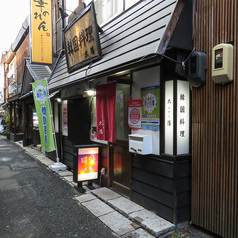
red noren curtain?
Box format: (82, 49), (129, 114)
(96, 82), (116, 142)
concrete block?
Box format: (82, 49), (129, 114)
(99, 211), (135, 236)
(91, 187), (121, 201)
(75, 194), (97, 203)
(129, 210), (175, 237)
(38, 158), (54, 166)
(108, 196), (144, 216)
(122, 228), (155, 238)
(57, 171), (73, 177)
(64, 176), (73, 182)
(82, 198), (114, 217)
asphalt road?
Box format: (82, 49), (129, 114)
(0, 137), (117, 238)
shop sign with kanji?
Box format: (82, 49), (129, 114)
(31, 0), (52, 64)
(63, 2), (102, 73)
(176, 80), (190, 154)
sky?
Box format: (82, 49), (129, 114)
(0, 0), (80, 90)
(0, 1), (81, 105)
(0, 0), (30, 88)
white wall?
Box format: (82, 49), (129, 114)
(131, 65), (160, 155)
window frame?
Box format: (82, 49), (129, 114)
(83, 0), (141, 26)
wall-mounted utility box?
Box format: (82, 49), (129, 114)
(212, 43), (234, 84)
(129, 134), (152, 155)
(188, 52), (206, 87)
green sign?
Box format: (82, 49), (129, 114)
(32, 80), (55, 152)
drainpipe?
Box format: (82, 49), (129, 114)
(61, 0), (66, 50)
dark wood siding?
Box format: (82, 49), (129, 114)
(192, 1), (238, 237)
(62, 135), (75, 169)
(16, 35), (30, 85)
(131, 155), (191, 224)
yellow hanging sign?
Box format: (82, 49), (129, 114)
(31, 0), (52, 64)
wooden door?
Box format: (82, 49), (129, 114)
(110, 83), (131, 197)
(111, 141), (131, 197)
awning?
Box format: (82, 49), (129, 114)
(7, 93), (21, 102)
(49, 0), (187, 92)
(21, 58), (52, 97)
(12, 16), (29, 52)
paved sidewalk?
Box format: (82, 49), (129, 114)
(13, 138), (217, 238)
(13, 139), (175, 237)
(5, 137), (217, 238)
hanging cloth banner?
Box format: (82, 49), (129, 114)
(96, 82), (116, 142)
(32, 80), (55, 152)
(128, 99), (142, 129)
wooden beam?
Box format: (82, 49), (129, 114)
(157, 0), (187, 54)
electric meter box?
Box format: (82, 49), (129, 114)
(212, 43), (234, 84)
(129, 134), (152, 155)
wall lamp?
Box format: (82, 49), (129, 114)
(85, 82), (95, 96)
(58, 6), (76, 19)
(85, 90), (95, 96)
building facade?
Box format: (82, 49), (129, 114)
(2, 0), (238, 236)
(49, 0), (193, 224)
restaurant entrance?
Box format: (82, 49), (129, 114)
(109, 80), (131, 197)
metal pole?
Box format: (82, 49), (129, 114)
(46, 78), (67, 171)
(48, 92), (59, 163)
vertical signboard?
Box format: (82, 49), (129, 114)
(77, 147), (99, 182)
(164, 80), (190, 155)
(62, 100), (68, 136)
(32, 80), (55, 152)
(165, 81), (174, 155)
(31, 0), (52, 64)
(177, 80), (190, 154)
(128, 99), (142, 129)
(141, 86), (160, 131)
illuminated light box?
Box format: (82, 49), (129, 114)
(164, 80), (190, 155)
(73, 145), (99, 183)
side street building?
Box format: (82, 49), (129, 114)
(49, 0), (193, 225)
(1, 0), (238, 237)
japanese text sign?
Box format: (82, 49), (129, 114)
(176, 80), (190, 154)
(62, 100), (68, 136)
(63, 2), (102, 73)
(77, 147), (99, 182)
(128, 99), (142, 129)
(31, 0), (52, 64)
(164, 80), (190, 155)
(165, 80), (174, 155)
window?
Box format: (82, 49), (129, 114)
(125, 0), (139, 9)
(66, 1), (79, 12)
(33, 111), (39, 129)
(83, 0), (140, 25)
(115, 83), (130, 141)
